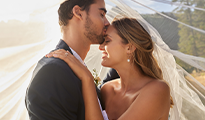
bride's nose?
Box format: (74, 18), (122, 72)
(99, 43), (105, 51)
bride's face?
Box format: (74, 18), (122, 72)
(99, 25), (129, 68)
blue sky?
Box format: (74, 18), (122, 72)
(105, 0), (177, 14)
(0, 0), (177, 22)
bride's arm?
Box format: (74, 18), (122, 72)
(81, 75), (104, 120)
(46, 49), (104, 120)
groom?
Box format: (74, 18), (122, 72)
(25, 0), (109, 119)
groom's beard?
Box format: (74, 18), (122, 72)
(84, 16), (105, 44)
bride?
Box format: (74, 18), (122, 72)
(46, 17), (174, 120)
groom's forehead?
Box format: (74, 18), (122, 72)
(92, 0), (106, 8)
(90, 0), (106, 12)
(95, 0), (105, 4)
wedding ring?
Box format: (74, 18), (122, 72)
(65, 52), (68, 56)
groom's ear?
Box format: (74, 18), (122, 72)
(72, 5), (83, 20)
(126, 44), (136, 54)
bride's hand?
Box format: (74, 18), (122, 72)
(45, 49), (93, 82)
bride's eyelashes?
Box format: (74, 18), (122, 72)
(103, 35), (111, 44)
(104, 39), (111, 44)
(105, 41), (110, 44)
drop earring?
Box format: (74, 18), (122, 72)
(127, 59), (130, 62)
(127, 47), (131, 63)
(127, 53), (131, 62)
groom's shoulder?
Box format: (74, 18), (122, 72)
(40, 56), (67, 66)
(32, 57), (76, 79)
(37, 56), (71, 71)
(29, 57), (81, 89)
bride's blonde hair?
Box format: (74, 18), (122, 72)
(112, 17), (174, 107)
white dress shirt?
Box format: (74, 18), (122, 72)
(70, 47), (85, 66)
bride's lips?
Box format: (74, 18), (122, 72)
(102, 52), (108, 59)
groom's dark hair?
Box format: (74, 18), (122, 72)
(58, 0), (96, 27)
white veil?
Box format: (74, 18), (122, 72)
(88, 0), (205, 119)
(0, 0), (205, 120)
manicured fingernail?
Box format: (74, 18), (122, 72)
(53, 54), (58, 57)
(47, 54), (52, 57)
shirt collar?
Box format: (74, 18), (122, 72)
(56, 39), (85, 66)
(70, 47), (86, 66)
(56, 39), (72, 53)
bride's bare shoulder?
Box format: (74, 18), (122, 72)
(101, 79), (120, 95)
(141, 79), (170, 93)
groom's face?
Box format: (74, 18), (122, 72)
(84, 0), (110, 44)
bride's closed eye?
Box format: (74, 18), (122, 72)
(104, 39), (111, 44)
(104, 36), (111, 43)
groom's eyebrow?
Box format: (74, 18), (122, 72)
(99, 8), (107, 14)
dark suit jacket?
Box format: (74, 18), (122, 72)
(25, 40), (101, 120)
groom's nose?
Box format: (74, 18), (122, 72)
(104, 17), (110, 27)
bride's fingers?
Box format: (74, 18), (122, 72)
(46, 49), (69, 58)
(54, 49), (67, 54)
(45, 49), (87, 69)
(47, 50), (81, 66)
(52, 49), (67, 56)
(51, 51), (71, 60)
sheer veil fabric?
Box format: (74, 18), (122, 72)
(104, 1), (205, 120)
(0, 0), (205, 120)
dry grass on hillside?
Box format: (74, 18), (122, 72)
(191, 71), (205, 87)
